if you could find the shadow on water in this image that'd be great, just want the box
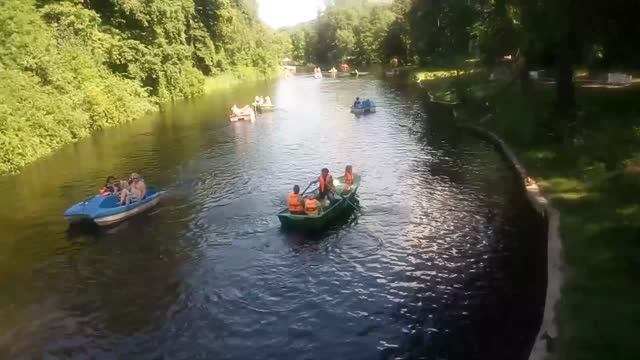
[381,101,547,360]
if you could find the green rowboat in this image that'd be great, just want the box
[277,175,361,230]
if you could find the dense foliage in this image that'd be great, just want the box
[285,3,397,66]
[289,0,639,116]
[0,0,286,173]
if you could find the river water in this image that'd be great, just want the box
[0,76,545,359]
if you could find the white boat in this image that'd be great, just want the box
[229,108,256,122]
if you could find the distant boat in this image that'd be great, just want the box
[254,104,275,113]
[230,108,256,122]
[350,99,376,114]
[350,71,369,76]
[64,190,162,226]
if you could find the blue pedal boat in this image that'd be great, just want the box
[350,99,376,114]
[64,189,162,226]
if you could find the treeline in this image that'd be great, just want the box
[288,0,639,113]
[0,0,287,174]
[286,4,397,66]
[403,0,640,115]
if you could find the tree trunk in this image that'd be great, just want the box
[555,45,575,117]
[518,55,531,94]
[518,0,536,94]
[554,0,577,120]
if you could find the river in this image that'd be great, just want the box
[0,75,546,359]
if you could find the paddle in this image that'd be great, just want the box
[341,192,360,211]
[335,179,360,211]
[300,181,316,196]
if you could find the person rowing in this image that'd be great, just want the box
[353,97,361,108]
[312,167,338,205]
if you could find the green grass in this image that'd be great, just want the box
[414,66,640,358]
[413,67,489,104]
[459,77,640,359]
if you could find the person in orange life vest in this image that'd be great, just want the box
[305,195,320,216]
[99,176,117,196]
[287,185,305,214]
[312,167,336,202]
[343,165,354,192]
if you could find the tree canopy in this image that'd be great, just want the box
[0,0,286,173]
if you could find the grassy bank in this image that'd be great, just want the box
[418,70,640,359]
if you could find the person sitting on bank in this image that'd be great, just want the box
[287,185,305,215]
[99,176,117,196]
[353,97,361,108]
[305,195,320,216]
[343,165,354,192]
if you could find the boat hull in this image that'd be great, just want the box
[230,109,256,122]
[350,106,376,114]
[255,104,275,113]
[94,196,161,225]
[64,189,162,226]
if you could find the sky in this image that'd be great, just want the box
[258,0,326,29]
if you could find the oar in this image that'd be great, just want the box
[300,181,316,196]
[336,184,360,211]
[342,194,360,211]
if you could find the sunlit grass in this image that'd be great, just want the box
[492,84,640,360]
[413,68,480,81]
[421,67,640,358]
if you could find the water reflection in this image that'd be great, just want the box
[0,76,544,359]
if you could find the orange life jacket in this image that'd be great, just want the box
[99,187,111,196]
[344,171,353,185]
[305,198,319,215]
[319,174,333,192]
[287,193,304,213]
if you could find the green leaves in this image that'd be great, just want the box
[0,0,284,173]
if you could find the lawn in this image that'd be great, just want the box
[419,70,640,359]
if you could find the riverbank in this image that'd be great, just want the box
[0,68,279,176]
[417,68,640,359]
[0,0,285,175]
